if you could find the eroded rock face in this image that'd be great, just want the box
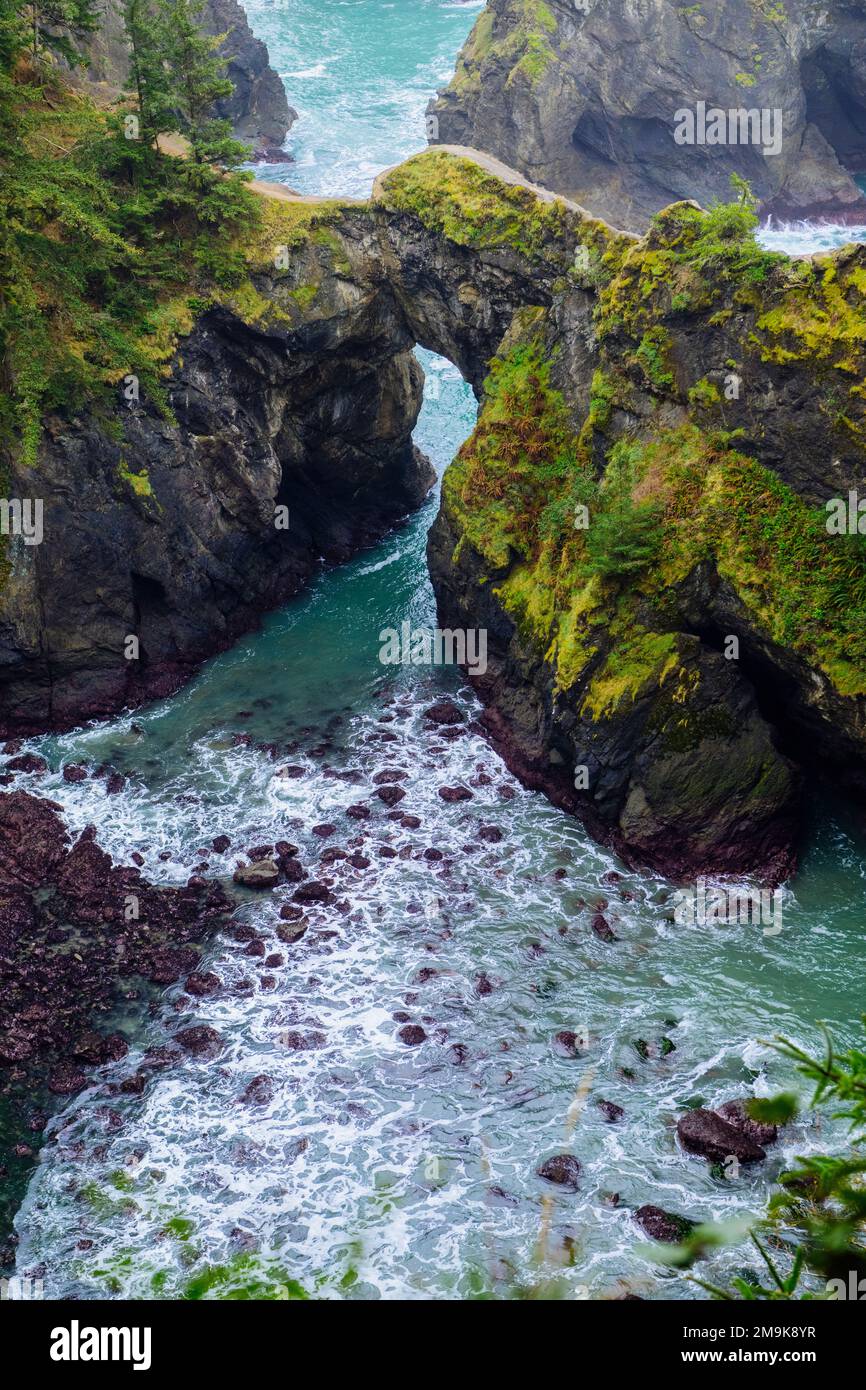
[429,0,866,232]
[72,0,295,158]
[0,207,433,733]
[2,148,865,880]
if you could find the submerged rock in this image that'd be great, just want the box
[536,1154,581,1190]
[635,1205,696,1244]
[597,1100,625,1123]
[175,1026,224,1060]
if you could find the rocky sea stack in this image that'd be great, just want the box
[428,0,866,231]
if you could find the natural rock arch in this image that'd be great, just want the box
[2,147,865,879]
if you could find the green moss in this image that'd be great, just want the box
[636,327,675,390]
[688,377,722,409]
[118,457,154,499]
[378,149,615,268]
[581,624,679,720]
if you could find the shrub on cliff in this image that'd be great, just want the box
[0,0,259,463]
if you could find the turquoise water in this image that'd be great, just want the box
[5,1,866,1300]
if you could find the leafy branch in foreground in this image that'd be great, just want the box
[645,1017,866,1299]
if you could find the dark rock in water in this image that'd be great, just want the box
[185,972,220,997]
[147,945,200,989]
[47,1063,87,1095]
[212,835,231,853]
[62,764,88,784]
[677,1108,766,1164]
[277,921,308,944]
[401,814,421,829]
[488,1185,520,1206]
[233,859,280,889]
[397,1024,427,1046]
[241,1074,274,1107]
[716,1099,779,1148]
[634,1205,696,1244]
[378,846,397,859]
[278,904,304,920]
[292,881,333,906]
[312,823,337,838]
[175,1026,224,1060]
[280,857,306,884]
[373,769,409,784]
[274,840,298,858]
[347,853,370,869]
[597,1099,625,1123]
[477,825,503,843]
[0,790,230,1108]
[474,972,494,996]
[376,785,405,807]
[591,913,617,942]
[7,754,47,775]
[423,847,444,861]
[276,766,305,780]
[424,700,463,726]
[247,844,274,861]
[280,1029,326,1051]
[553,1031,580,1058]
[320,847,346,863]
[105,771,126,794]
[72,1030,117,1064]
[536,1154,581,1190]
[244,939,266,958]
[438,785,472,803]
[346,803,371,820]
[0,1032,35,1062]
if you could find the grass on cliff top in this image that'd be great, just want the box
[447,0,558,93]
[597,198,866,412]
[378,148,613,265]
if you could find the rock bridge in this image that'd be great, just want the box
[2,146,865,876]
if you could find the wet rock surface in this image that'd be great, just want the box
[635,1204,696,1244]
[676,1107,767,1165]
[0,790,230,1094]
[536,1154,582,1190]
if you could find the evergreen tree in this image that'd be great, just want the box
[120,0,174,146]
[159,0,247,165]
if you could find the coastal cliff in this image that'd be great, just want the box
[428,0,866,232]
[72,0,295,157]
[3,99,866,876]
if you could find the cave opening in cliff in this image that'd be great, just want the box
[801,47,866,175]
